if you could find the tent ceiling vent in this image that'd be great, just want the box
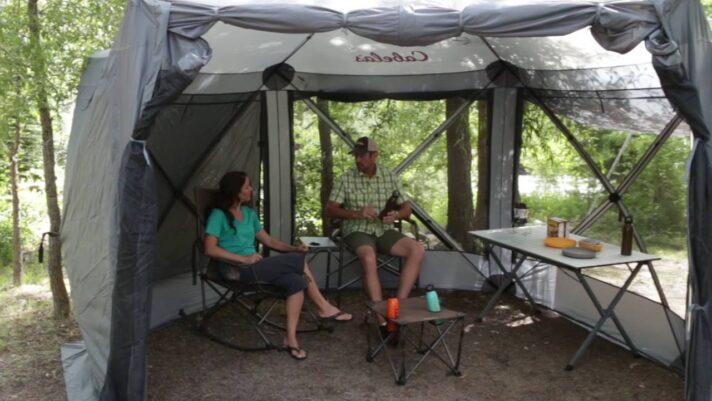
[263,63,295,90]
[485,60,522,88]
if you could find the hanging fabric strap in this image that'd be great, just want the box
[38,231,59,263]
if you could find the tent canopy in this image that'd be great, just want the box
[60,1,712,400]
[180,1,677,134]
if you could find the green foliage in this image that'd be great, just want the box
[703,0,712,19]
[520,102,690,253]
[0,262,45,290]
[0,0,125,280]
[293,99,481,236]
[0,217,13,267]
[0,0,125,171]
[523,192,590,225]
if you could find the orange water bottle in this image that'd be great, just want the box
[386,297,399,332]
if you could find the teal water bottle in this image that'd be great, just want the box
[425,284,441,313]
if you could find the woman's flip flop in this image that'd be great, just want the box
[282,345,307,361]
[318,310,353,324]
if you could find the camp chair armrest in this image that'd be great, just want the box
[395,217,423,244]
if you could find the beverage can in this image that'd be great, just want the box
[386,297,399,332]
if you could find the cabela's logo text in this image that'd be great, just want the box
[355,51,428,63]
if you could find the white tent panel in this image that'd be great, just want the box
[288,32,496,75]
[489,28,653,71]
[150,272,219,328]
[200,25,309,74]
[554,270,685,367]
[418,251,488,290]
[201,23,498,76]
[520,63,661,91]
[307,251,489,291]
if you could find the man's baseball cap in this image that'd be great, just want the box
[350,136,378,155]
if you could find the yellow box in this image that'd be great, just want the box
[547,217,568,238]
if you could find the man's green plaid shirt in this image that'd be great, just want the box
[330,165,409,237]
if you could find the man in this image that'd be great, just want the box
[327,136,425,304]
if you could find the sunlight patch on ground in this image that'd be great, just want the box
[0,282,53,320]
[505,314,539,328]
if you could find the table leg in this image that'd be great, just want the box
[324,249,332,299]
[401,318,463,382]
[337,245,344,307]
[566,262,643,370]
[489,247,540,313]
[477,247,531,322]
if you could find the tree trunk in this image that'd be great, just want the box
[11,115,23,287]
[317,98,335,236]
[445,98,476,251]
[473,100,489,231]
[28,0,70,319]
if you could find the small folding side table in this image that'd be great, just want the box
[365,297,466,385]
[300,236,340,298]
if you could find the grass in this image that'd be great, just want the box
[0,275,79,401]
[0,261,48,290]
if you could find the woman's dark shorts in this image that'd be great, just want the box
[239,252,307,296]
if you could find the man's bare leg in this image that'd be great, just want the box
[389,237,425,299]
[355,245,382,302]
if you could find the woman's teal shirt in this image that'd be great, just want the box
[205,206,263,256]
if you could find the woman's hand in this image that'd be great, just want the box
[243,253,263,264]
[294,243,310,253]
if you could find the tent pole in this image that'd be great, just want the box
[155,93,263,230]
[301,97,355,146]
[151,149,198,228]
[394,98,475,175]
[408,200,463,251]
[298,93,467,251]
[157,34,317,232]
[532,98,617,194]
[533,106,686,361]
[573,115,681,236]
[618,115,682,195]
[478,48,681,349]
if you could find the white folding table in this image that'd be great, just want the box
[300,236,340,298]
[469,226,660,370]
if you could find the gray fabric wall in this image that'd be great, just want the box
[61,1,174,399]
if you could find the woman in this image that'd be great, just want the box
[203,171,352,361]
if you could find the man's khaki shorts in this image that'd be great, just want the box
[343,230,406,254]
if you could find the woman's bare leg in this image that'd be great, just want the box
[284,291,306,358]
[303,263,352,320]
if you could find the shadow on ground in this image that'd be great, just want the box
[148,290,682,401]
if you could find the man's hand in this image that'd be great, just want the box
[243,253,263,264]
[359,206,378,220]
[382,210,398,224]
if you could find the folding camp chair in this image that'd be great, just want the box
[190,187,330,351]
[328,218,424,306]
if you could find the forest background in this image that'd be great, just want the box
[0,0,711,341]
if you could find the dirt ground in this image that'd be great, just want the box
[0,287,683,401]
[147,290,682,401]
[0,285,82,401]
